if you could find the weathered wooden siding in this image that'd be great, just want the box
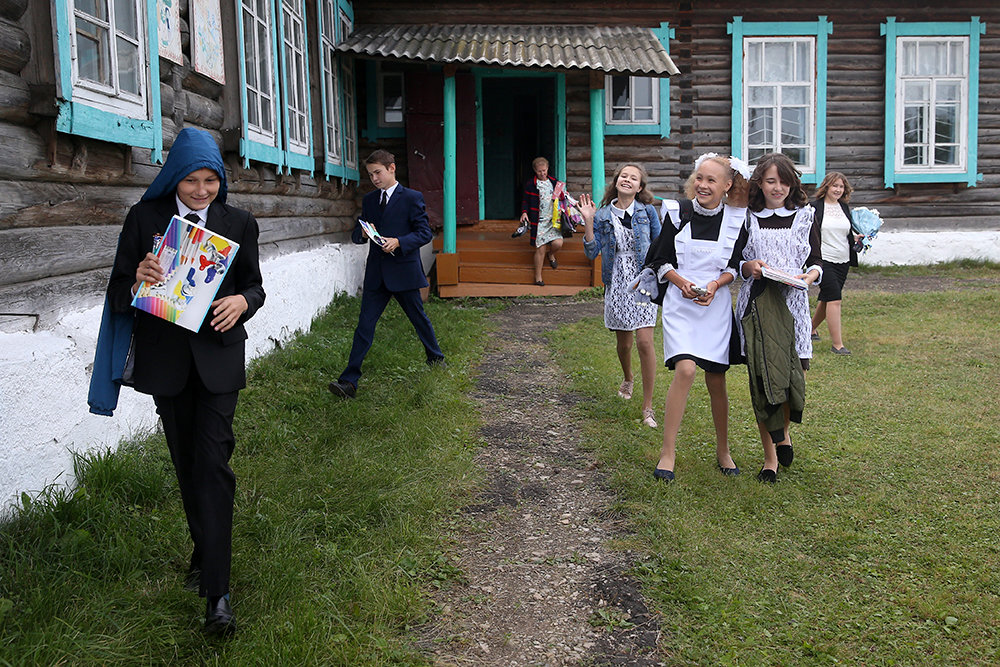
[355,1,1000,233]
[1,0,360,331]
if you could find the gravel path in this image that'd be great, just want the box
[417,298,662,666]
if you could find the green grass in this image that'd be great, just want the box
[0,294,495,665]
[549,268,1000,665]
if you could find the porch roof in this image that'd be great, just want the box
[335,24,680,76]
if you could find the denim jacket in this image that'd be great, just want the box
[583,202,662,286]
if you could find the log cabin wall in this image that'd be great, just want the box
[1,0,361,333]
[354,1,1000,232]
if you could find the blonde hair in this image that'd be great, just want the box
[531,156,549,169]
[683,155,737,200]
[814,171,853,203]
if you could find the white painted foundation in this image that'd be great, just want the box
[859,230,1000,266]
[0,243,367,511]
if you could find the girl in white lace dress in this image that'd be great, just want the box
[578,164,662,427]
[734,153,823,483]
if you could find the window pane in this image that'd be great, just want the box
[746,41,761,81]
[783,85,809,105]
[116,37,140,94]
[76,17,111,86]
[948,41,965,75]
[903,81,929,103]
[76,0,107,20]
[783,147,805,164]
[634,108,653,122]
[632,77,653,107]
[935,145,957,165]
[610,76,629,109]
[247,89,259,126]
[748,147,768,163]
[918,42,946,76]
[937,81,960,102]
[901,41,917,76]
[935,104,958,144]
[903,105,926,144]
[794,41,811,82]
[748,85,775,106]
[781,107,806,144]
[903,145,925,165]
[114,0,138,38]
[747,107,773,146]
[763,42,791,81]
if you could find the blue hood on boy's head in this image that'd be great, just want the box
[141,127,228,203]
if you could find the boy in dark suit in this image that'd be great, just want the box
[101,128,264,636]
[328,150,444,399]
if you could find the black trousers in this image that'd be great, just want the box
[154,364,239,598]
[339,284,444,387]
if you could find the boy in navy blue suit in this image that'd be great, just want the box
[329,150,445,398]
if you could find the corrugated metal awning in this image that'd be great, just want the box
[335,24,680,76]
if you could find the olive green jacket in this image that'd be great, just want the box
[741,280,805,438]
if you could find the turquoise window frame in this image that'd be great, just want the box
[882,17,985,188]
[603,22,673,138]
[235,0,284,169]
[52,0,163,162]
[473,69,566,220]
[276,0,315,174]
[363,61,406,141]
[317,0,359,181]
[728,16,832,185]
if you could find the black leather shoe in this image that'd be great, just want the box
[756,468,777,484]
[653,468,675,482]
[427,356,447,368]
[328,380,356,399]
[776,444,794,467]
[204,595,236,636]
[183,565,201,593]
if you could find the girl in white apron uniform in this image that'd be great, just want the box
[642,154,750,482]
[735,152,823,483]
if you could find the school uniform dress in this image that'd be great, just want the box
[645,199,745,372]
[735,206,822,363]
[583,200,661,332]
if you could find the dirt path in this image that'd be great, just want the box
[418,298,662,666]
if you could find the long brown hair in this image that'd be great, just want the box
[813,171,853,203]
[600,163,655,208]
[747,153,809,212]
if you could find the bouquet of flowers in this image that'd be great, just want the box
[551,181,583,234]
[851,206,884,254]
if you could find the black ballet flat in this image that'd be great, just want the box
[756,468,777,484]
[776,444,794,467]
[653,468,675,483]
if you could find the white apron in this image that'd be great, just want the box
[662,209,742,366]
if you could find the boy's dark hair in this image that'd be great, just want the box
[747,152,808,212]
[365,149,395,168]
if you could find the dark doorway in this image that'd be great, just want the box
[481,77,556,219]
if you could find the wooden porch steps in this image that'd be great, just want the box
[433,219,600,298]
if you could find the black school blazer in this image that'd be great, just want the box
[107,197,266,397]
